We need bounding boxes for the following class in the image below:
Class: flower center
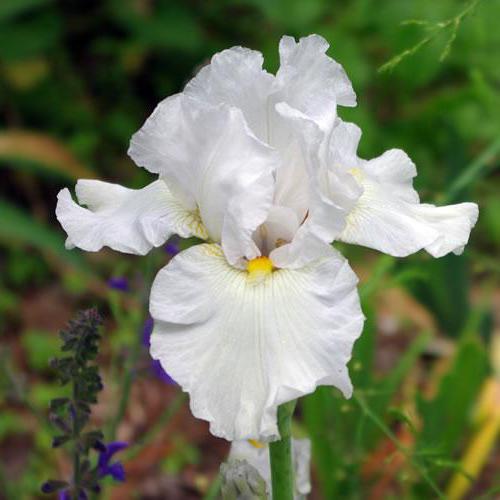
[247,256,273,283]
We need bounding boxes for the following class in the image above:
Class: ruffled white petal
[327,118,363,169]
[269,106,362,268]
[229,439,311,499]
[340,149,479,257]
[128,95,279,265]
[150,244,364,441]
[56,179,205,255]
[184,46,275,142]
[269,109,311,223]
[275,34,356,132]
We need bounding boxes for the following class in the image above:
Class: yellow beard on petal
[248,439,265,449]
[247,256,273,285]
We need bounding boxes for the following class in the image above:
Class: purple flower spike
[97,441,128,482]
[107,276,129,292]
[58,491,71,500]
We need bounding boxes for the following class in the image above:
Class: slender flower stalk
[269,401,297,500]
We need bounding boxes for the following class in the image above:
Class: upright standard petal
[339,149,479,257]
[184,46,275,141]
[150,244,364,441]
[56,179,206,255]
[128,95,278,265]
[275,34,356,132]
[269,106,362,268]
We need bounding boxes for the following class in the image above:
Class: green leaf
[301,387,344,499]
[440,136,500,204]
[0,0,53,23]
[0,200,88,271]
[0,12,61,60]
[409,254,470,337]
[360,332,431,450]
[0,131,95,180]
[416,335,488,468]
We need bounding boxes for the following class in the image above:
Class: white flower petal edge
[150,243,364,441]
[183,34,354,142]
[184,46,274,142]
[276,34,356,132]
[55,179,204,255]
[128,94,279,266]
[229,439,311,499]
[339,148,479,257]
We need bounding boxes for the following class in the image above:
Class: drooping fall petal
[149,244,363,441]
[56,179,205,255]
[339,149,479,257]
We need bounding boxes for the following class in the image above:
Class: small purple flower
[142,317,176,385]
[107,276,129,292]
[55,442,126,499]
[164,235,180,256]
[97,441,128,482]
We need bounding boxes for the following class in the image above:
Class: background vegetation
[1,0,499,498]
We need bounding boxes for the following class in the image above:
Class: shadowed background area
[1,0,499,498]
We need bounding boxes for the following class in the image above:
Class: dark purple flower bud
[93,440,106,453]
[41,480,68,494]
[107,276,129,292]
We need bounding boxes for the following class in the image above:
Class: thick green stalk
[269,400,297,500]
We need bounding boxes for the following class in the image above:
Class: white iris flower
[56,35,478,442]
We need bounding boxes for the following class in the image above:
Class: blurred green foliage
[0,0,499,498]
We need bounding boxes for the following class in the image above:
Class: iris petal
[150,244,363,441]
[56,179,204,255]
[339,148,479,257]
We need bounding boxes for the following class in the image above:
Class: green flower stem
[269,400,297,500]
